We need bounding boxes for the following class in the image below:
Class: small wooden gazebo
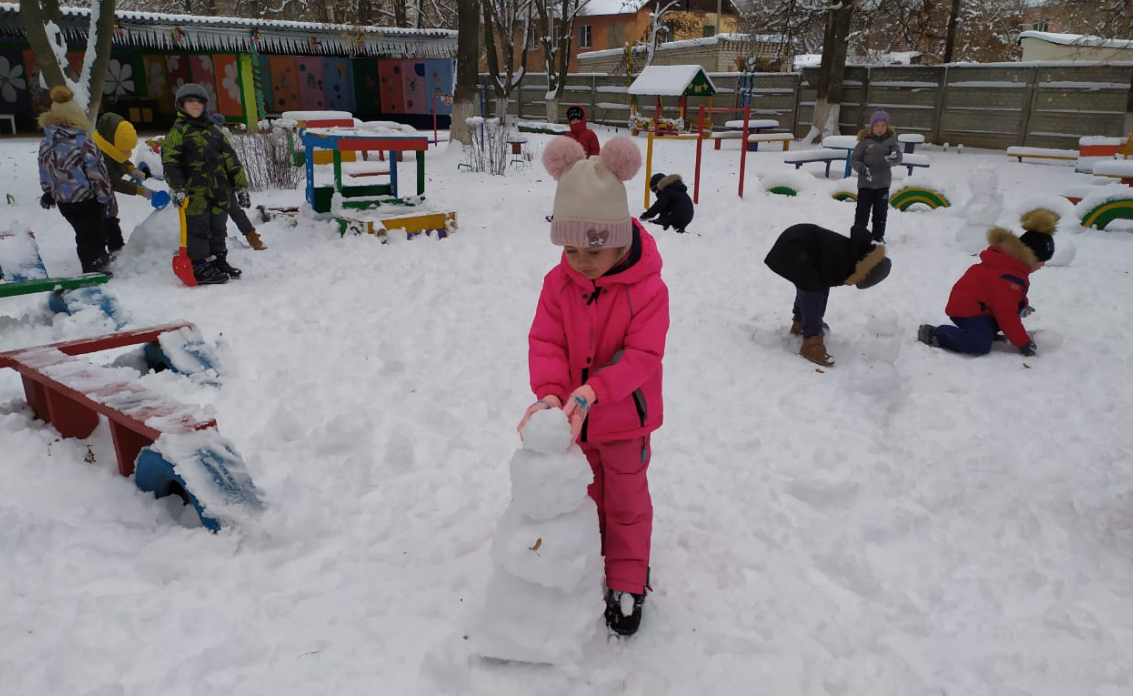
[628,65,717,134]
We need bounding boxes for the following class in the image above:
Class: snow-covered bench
[747,132,793,152]
[899,152,931,175]
[784,148,847,177]
[708,119,780,150]
[518,121,570,135]
[898,133,924,153]
[1007,146,1078,163]
[1091,159,1133,184]
[0,323,212,477]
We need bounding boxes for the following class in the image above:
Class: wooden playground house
[628,65,717,135]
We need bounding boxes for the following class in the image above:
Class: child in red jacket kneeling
[918,209,1058,357]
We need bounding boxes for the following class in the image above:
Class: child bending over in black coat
[641,172,694,234]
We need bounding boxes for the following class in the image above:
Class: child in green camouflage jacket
[163,83,250,285]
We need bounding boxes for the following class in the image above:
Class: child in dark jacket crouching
[765,223,892,367]
[641,172,694,234]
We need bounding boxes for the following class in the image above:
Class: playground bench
[784,148,847,177]
[898,133,925,154]
[1007,146,1078,163]
[899,152,931,175]
[709,119,780,150]
[0,323,214,477]
[0,272,108,299]
[747,132,792,152]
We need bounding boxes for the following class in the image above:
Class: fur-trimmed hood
[653,173,683,190]
[38,108,90,132]
[986,226,1039,267]
[844,243,888,286]
[857,126,897,141]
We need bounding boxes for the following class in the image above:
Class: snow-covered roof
[0,2,457,58]
[579,0,648,17]
[1019,30,1133,50]
[579,32,785,59]
[628,65,716,96]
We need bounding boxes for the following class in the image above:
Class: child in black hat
[918,209,1058,357]
[765,223,892,367]
[640,172,694,234]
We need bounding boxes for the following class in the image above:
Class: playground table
[822,135,859,178]
[301,129,429,206]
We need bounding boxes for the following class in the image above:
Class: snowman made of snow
[469,408,605,664]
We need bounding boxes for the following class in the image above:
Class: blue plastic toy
[150,190,171,210]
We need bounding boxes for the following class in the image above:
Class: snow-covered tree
[481,0,536,124]
[21,0,116,119]
[804,0,858,144]
[532,0,592,123]
[734,0,827,69]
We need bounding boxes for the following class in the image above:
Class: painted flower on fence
[147,59,167,96]
[0,56,26,103]
[104,59,134,96]
[222,62,241,102]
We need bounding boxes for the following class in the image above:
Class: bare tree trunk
[394,0,408,26]
[943,0,962,63]
[545,97,559,124]
[452,0,480,145]
[21,0,66,89]
[22,0,116,120]
[804,0,855,144]
[86,0,116,117]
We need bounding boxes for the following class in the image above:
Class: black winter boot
[605,590,645,636]
[192,257,230,285]
[213,255,242,279]
[917,324,939,347]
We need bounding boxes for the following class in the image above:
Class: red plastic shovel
[173,196,197,287]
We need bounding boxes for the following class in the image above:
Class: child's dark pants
[227,190,255,236]
[936,315,999,355]
[186,207,229,262]
[58,199,109,272]
[793,287,830,337]
[854,187,890,242]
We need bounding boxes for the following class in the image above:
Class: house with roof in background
[1018,31,1133,62]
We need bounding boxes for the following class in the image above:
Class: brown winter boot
[800,334,834,367]
[245,230,267,250]
[789,317,803,336]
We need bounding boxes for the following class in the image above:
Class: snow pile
[0,225,48,281]
[469,408,603,664]
[114,206,182,279]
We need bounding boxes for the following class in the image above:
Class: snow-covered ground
[2,123,1133,696]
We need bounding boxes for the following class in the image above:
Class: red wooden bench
[0,323,216,476]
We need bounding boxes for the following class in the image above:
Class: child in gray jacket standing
[850,109,902,243]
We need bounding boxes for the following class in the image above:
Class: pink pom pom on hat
[542,136,642,248]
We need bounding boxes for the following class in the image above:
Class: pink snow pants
[581,435,652,594]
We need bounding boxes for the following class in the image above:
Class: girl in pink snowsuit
[518,135,669,636]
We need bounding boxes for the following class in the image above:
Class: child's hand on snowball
[561,385,596,442]
[517,395,563,436]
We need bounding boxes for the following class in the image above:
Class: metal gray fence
[478,63,1133,150]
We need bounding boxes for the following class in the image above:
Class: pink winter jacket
[528,223,669,442]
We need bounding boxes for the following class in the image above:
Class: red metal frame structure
[696,105,754,199]
[0,323,216,476]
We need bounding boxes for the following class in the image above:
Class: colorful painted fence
[0,48,452,124]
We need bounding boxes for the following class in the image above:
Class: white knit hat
[542,136,642,248]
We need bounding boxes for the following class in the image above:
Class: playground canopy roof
[0,2,457,58]
[628,65,717,98]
